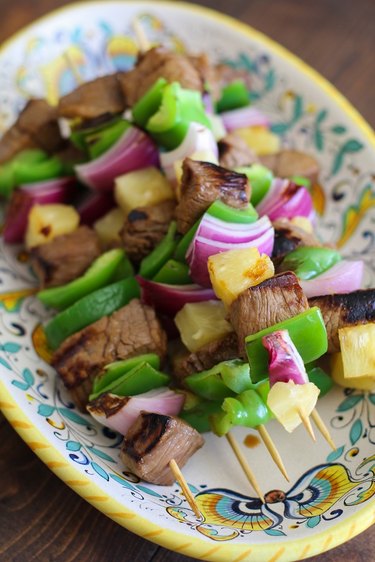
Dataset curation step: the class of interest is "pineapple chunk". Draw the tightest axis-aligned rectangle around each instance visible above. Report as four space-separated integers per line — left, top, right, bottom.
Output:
290 216 314 233
235 126 280 156
25 204 79 249
338 324 375 378
208 248 274 307
331 352 375 391
94 207 125 246
115 167 174 214
267 381 320 432
175 300 233 352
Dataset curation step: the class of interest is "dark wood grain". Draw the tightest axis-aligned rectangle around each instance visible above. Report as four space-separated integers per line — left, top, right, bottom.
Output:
0 1 374 561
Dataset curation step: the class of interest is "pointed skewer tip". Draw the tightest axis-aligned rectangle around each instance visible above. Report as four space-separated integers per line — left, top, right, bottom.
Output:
257 425 290 482
169 459 201 518
226 432 265 503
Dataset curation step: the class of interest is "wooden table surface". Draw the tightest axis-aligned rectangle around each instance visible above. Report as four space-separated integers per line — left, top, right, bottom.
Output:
0 1 374 561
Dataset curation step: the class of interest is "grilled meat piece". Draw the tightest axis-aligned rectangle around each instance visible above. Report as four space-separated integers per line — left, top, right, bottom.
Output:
119 47 205 106
53 299 167 409
0 99 63 164
120 412 204 485
260 150 320 185
30 226 101 289
309 290 375 352
120 199 176 262
229 272 309 356
58 73 127 119
175 159 250 233
218 132 259 169
272 218 321 267
172 333 239 382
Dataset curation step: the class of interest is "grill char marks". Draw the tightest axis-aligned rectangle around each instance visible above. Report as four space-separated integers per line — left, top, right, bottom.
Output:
120 412 204 485
309 289 375 352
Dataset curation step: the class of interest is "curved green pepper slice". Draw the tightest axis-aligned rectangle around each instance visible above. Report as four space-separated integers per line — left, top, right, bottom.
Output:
92 353 161 395
139 221 177 279
185 359 253 401
207 200 258 224
280 246 342 280
216 80 250 113
153 259 191 284
235 164 273 207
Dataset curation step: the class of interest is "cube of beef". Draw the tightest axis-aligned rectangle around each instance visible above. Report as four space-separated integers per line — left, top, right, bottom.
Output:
309 289 375 352
30 226 101 288
172 333 239 382
218 133 259 169
58 73 127 119
0 99 63 164
175 159 250 233
229 272 309 356
260 150 320 185
118 47 205 106
120 412 204 485
53 299 167 409
120 199 176 262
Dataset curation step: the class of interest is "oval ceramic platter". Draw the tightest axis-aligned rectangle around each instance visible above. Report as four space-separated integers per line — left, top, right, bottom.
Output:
0 2 374 561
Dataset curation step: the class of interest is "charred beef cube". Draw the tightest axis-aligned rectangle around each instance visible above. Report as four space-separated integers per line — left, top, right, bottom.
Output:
58 73 127 119
30 226 101 289
175 159 250 233
260 150 320 185
229 272 309 356
53 299 167 409
120 412 204 485
119 47 204 106
272 218 322 267
172 333 239 382
309 289 375 352
0 99 63 164
218 133 259 169
120 199 176 262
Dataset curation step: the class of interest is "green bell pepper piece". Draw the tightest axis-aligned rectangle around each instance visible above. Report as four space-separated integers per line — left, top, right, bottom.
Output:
185 359 252 401
88 361 170 402
235 164 273 207
289 175 311 189
180 400 223 433
216 80 250 113
139 221 177 279
210 389 272 436
87 119 130 159
245 307 328 383
174 220 200 263
70 115 122 152
13 149 48 165
0 162 15 198
92 353 161 395
153 259 191 284
206 200 258 224
44 277 140 350
110 253 134 281
38 248 125 310
307 365 333 396
146 82 211 150
14 156 64 185
132 78 168 128
280 246 342 280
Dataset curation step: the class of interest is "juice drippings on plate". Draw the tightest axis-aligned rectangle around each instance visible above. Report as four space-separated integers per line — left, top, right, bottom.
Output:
243 434 260 448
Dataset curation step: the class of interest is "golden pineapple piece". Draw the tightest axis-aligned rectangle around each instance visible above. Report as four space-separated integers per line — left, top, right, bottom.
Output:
208 247 274 307
235 126 280 156
25 204 79 249
331 352 375 391
267 381 320 433
94 207 125 246
338 324 375 378
290 216 314 233
175 300 233 352
115 167 174 214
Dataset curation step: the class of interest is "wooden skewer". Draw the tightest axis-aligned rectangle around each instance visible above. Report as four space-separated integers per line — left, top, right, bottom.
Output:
132 17 151 53
297 409 316 441
226 432 265 503
257 425 290 481
169 459 201 518
311 409 336 451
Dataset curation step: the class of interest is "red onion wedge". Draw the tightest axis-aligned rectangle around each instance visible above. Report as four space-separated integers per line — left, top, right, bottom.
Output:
221 106 270 132
262 330 309 387
194 213 272 244
87 388 185 436
187 227 275 287
300 260 364 298
160 122 218 183
3 177 76 244
256 178 313 221
77 190 116 225
75 126 159 191
137 276 216 316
